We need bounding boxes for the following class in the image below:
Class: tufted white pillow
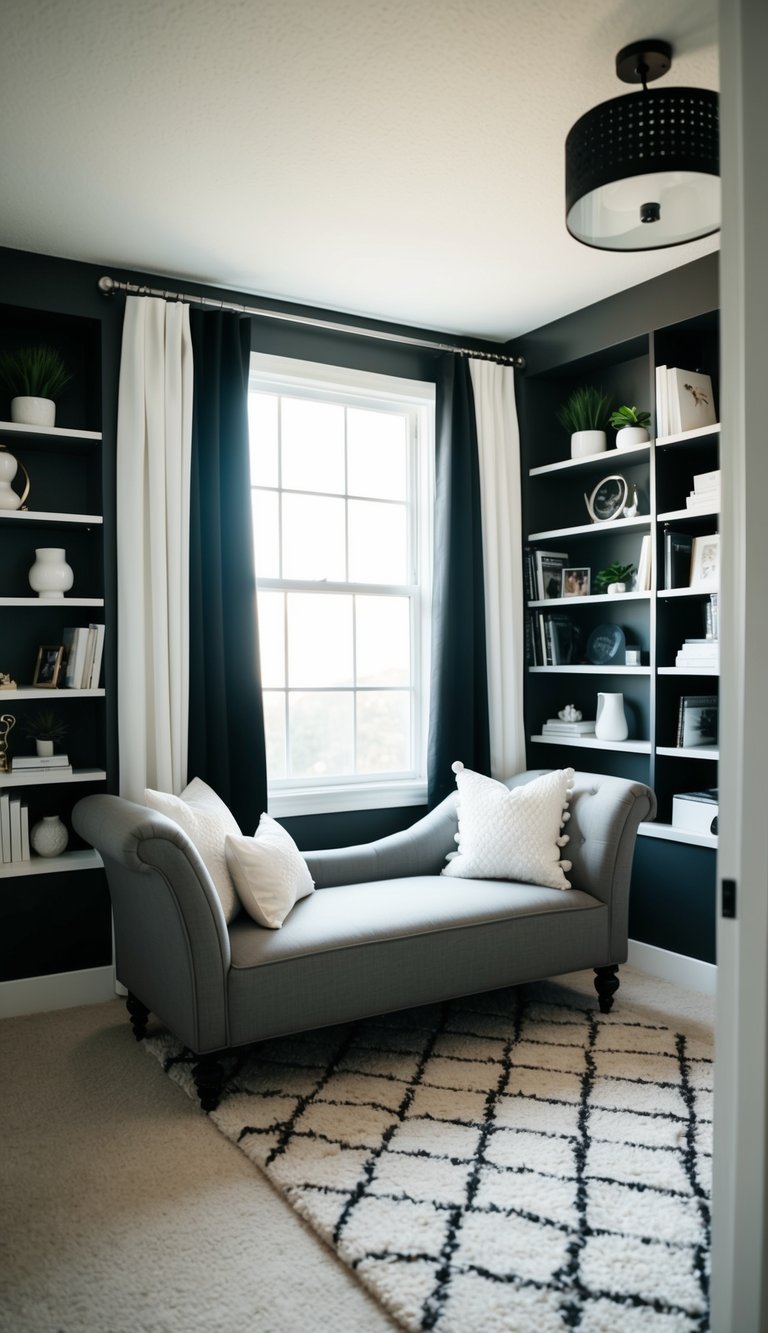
[225,814,315,929]
[442,763,574,889]
[144,777,242,922]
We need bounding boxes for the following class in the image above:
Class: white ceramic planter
[11,396,56,427]
[30,814,69,858]
[606,582,627,595]
[35,739,54,757]
[615,425,650,450]
[571,429,607,459]
[28,547,74,599]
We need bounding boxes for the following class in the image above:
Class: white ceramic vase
[595,692,629,742]
[35,739,54,757]
[0,448,25,510]
[28,547,73,599]
[11,396,56,427]
[30,814,69,858]
[615,425,650,450]
[571,429,607,459]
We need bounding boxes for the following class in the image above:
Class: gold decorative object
[0,713,16,773]
[0,673,16,690]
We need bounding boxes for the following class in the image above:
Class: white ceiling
[1,0,719,341]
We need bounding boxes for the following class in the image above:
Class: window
[248,355,435,816]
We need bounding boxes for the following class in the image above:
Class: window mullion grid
[277,395,290,779]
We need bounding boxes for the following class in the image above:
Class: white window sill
[267,781,428,818]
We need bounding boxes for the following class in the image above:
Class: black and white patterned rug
[145,981,712,1332]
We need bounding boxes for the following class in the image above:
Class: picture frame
[690,533,719,589]
[584,474,629,523]
[561,567,591,597]
[33,644,64,688]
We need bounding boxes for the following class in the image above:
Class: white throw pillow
[144,777,242,922]
[225,814,315,929]
[442,763,574,890]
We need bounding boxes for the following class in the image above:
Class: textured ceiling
[0,0,719,340]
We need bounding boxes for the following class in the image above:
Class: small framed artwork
[33,645,65,688]
[690,533,719,589]
[561,567,591,597]
[584,474,629,523]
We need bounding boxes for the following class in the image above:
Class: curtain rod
[97,275,524,368]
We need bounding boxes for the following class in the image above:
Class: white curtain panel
[116,297,193,800]
[469,359,526,779]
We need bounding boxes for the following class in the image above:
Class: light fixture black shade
[566,83,720,251]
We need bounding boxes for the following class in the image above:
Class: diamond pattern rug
[145,981,712,1332]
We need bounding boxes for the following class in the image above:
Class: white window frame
[249,353,435,817]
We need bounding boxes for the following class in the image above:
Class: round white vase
[28,547,74,599]
[595,691,628,742]
[11,396,56,427]
[30,814,69,858]
[615,425,650,450]
[571,429,607,459]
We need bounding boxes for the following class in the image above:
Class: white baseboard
[628,938,717,995]
[0,965,117,1019]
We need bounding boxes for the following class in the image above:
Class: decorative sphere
[30,815,69,858]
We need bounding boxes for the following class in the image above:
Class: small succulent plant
[609,405,651,429]
[595,561,635,589]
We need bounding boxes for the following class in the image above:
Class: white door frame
[711,1,768,1328]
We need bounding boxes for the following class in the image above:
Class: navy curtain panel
[427,355,491,807]
[187,309,267,831]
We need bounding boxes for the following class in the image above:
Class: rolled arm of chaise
[72,794,232,1053]
[303,794,459,888]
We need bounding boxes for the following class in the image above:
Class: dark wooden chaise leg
[594,964,620,1014]
[126,992,150,1040]
[192,1053,226,1113]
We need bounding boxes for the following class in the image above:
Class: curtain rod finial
[98,275,115,295]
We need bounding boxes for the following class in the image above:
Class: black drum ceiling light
[565,39,719,251]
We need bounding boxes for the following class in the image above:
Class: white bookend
[87,623,106,689]
[9,799,22,861]
[0,793,9,863]
[655,364,667,437]
[20,805,30,861]
[63,627,88,690]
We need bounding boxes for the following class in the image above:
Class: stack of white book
[0,793,30,864]
[62,624,105,690]
[655,365,717,436]
[542,718,596,738]
[11,753,73,776]
[685,469,720,513]
[675,638,720,670]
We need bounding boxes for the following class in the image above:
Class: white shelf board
[0,509,103,526]
[0,597,104,607]
[529,442,651,477]
[658,667,719,677]
[528,516,651,542]
[657,586,719,599]
[0,420,101,441]
[529,665,651,675]
[656,746,719,760]
[1,687,105,699]
[655,423,720,448]
[531,735,651,754]
[637,821,717,850]
[0,767,107,789]
[657,507,719,522]
[0,848,103,879]
[528,591,650,607]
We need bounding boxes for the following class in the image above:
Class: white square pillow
[144,777,242,922]
[225,814,315,929]
[441,762,574,889]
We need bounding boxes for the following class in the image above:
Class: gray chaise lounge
[73,769,655,1110]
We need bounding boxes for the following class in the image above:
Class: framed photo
[561,567,591,597]
[690,533,719,589]
[584,474,629,523]
[33,644,64,688]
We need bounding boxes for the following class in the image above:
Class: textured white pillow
[225,814,315,929]
[442,763,574,889]
[144,777,242,922]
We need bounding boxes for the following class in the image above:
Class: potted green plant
[609,405,652,450]
[23,708,68,758]
[0,346,71,428]
[595,560,635,596]
[557,386,610,459]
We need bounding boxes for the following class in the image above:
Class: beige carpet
[0,967,713,1333]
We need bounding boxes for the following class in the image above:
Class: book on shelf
[0,793,10,864]
[693,469,720,494]
[655,364,668,438]
[666,368,717,435]
[535,550,569,600]
[542,719,596,735]
[20,805,29,860]
[63,626,89,689]
[531,613,579,666]
[705,593,719,639]
[672,788,718,836]
[676,694,718,748]
[664,528,694,589]
[9,799,22,861]
[636,534,652,591]
[12,753,71,769]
